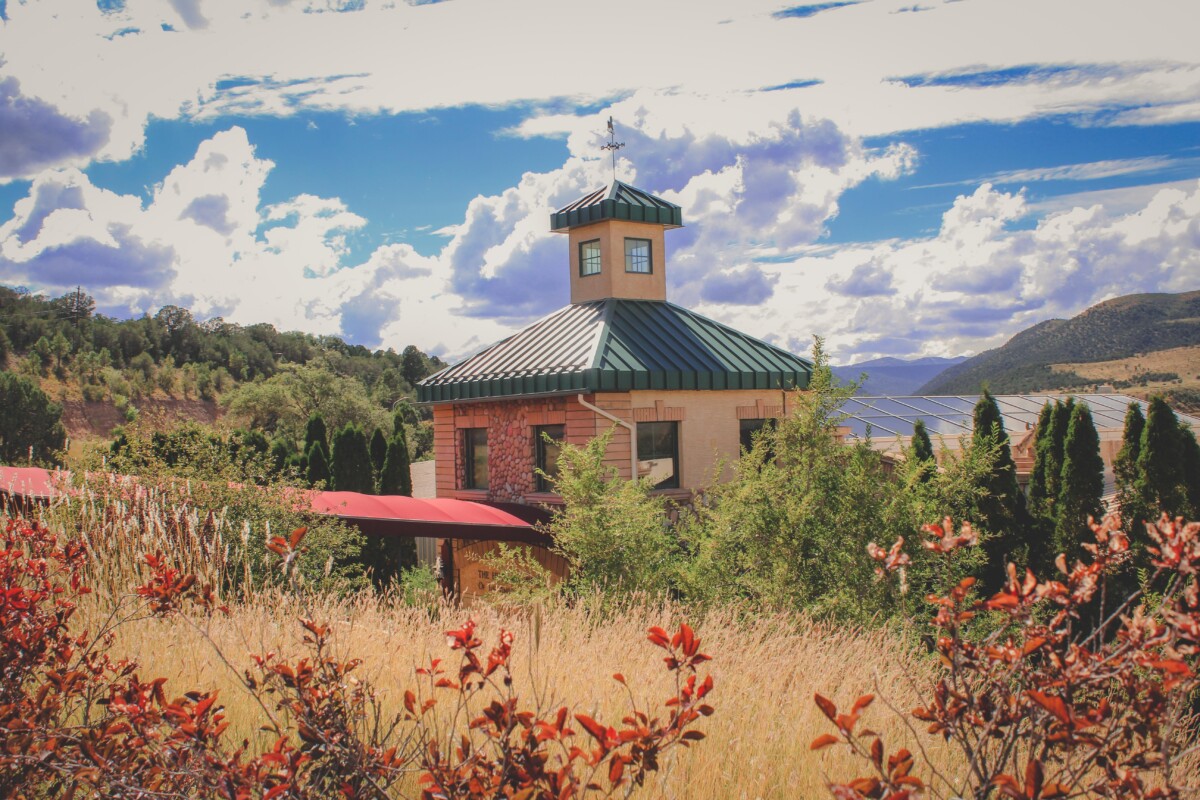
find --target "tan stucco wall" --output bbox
[567,220,668,303]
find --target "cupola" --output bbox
[550,181,683,305]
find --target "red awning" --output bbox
[0,466,550,544]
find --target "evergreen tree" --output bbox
[1113,402,1148,529]
[1178,421,1200,518]
[379,429,413,496]
[1047,397,1075,503]
[305,441,330,487]
[369,427,388,478]
[1054,403,1105,557]
[970,389,1027,587]
[330,424,374,494]
[0,372,66,464]
[1026,401,1056,519]
[910,419,935,483]
[304,414,328,458]
[269,437,293,475]
[1137,397,1184,516]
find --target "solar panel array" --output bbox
[835,394,1200,440]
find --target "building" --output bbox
[417,181,813,592]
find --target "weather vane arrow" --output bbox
[601,116,624,180]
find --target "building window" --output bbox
[637,421,679,489]
[463,428,488,490]
[579,239,601,276]
[534,424,564,492]
[624,238,652,273]
[739,418,777,454]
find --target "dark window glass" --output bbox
[464,428,488,489]
[579,239,601,276]
[535,425,565,492]
[637,421,679,489]
[624,238,651,273]
[739,418,777,453]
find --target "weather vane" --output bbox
[601,117,624,180]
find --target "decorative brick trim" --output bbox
[736,399,784,419]
[632,400,685,422]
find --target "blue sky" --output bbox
[1,0,1198,362]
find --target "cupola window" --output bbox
[624,238,652,273]
[580,240,601,276]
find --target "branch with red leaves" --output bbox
[813,514,1200,800]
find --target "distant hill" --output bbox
[832,356,967,395]
[918,290,1200,395]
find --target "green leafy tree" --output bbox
[401,344,428,386]
[1113,402,1148,531]
[547,428,679,596]
[1054,403,1104,558]
[330,424,374,494]
[677,339,987,620]
[379,430,412,496]
[1137,396,1184,516]
[910,418,935,483]
[0,372,66,464]
[306,440,330,488]
[369,427,388,478]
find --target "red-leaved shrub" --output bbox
[0,516,714,798]
[814,514,1200,800]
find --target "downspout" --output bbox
[576,394,638,481]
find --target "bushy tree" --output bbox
[330,424,374,494]
[1054,403,1104,558]
[547,428,679,596]
[676,339,987,620]
[1177,420,1200,518]
[0,372,66,465]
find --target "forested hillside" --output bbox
[0,284,444,462]
[919,290,1200,395]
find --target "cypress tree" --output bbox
[306,441,330,487]
[370,427,388,477]
[1113,402,1147,528]
[304,414,328,458]
[1137,397,1183,516]
[330,424,374,494]
[971,389,1027,584]
[1026,401,1056,519]
[379,430,413,496]
[269,436,293,475]
[1054,403,1105,557]
[910,419,935,482]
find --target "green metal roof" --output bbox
[418,299,812,403]
[550,181,683,232]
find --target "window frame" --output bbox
[624,237,652,274]
[636,420,680,490]
[463,427,489,490]
[579,239,602,277]
[534,424,565,492]
[739,417,777,455]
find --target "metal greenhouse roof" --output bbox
[550,180,683,232]
[417,299,812,403]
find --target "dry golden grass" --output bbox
[1051,343,1200,400]
[77,589,960,799]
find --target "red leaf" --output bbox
[574,713,607,743]
[814,693,838,721]
[289,527,308,549]
[810,733,840,750]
